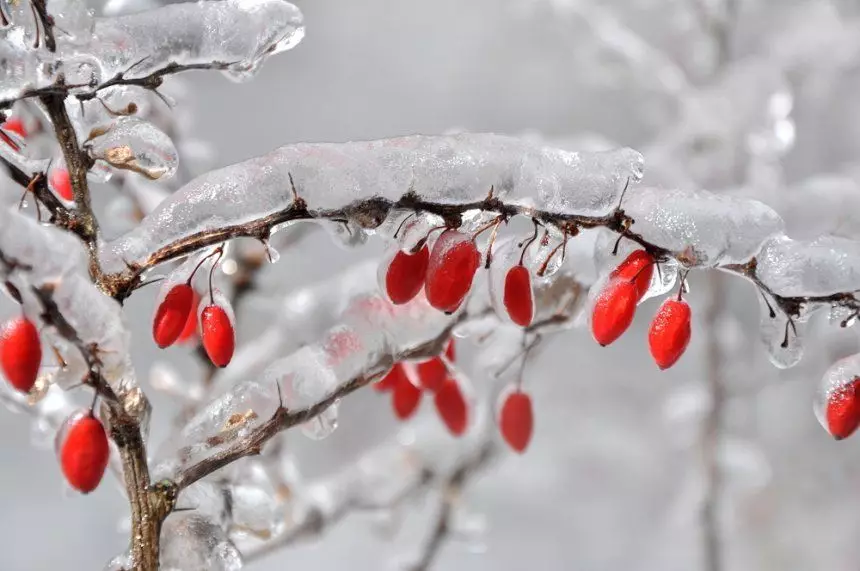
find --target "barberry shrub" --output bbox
[0,0,859,570]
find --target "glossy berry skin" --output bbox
[610,250,654,300]
[826,379,860,440]
[434,378,468,436]
[177,290,201,344]
[0,317,42,393]
[152,284,194,348]
[648,298,692,370]
[59,413,109,494]
[591,279,638,346]
[2,118,26,138]
[424,230,481,313]
[385,245,430,304]
[499,390,533,453]
[391,372,421,419]
[50,168,73,201]
[376,362,406,393]
[201,305,235,368]
[503,265,534,327]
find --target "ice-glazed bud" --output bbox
[434,378,468,436]
[424,229,481,313]
[88,118,179,180]
[648,298,692,370]
[815,355,860,440]
[382,244,429,305]
[503,265,534,327]
[610,249,654,300]
[201,304,236,368]
[391,370,421,420]
[0,316,42,393]
[498,389,533,453]
[49,168,74,202]
[152,284,195,348]
[56,411,109,493]
[591,279,638,346]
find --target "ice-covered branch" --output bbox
[0,0,304,107]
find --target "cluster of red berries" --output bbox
[152,278,235,367]
[1,116,73,201]
[374,338,535,453]
[383,227,535,327]
[0,316,109,493]
[591,250,692,370]
[375,340,469,435]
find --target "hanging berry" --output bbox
[591,278,638,346]
[610,250,655,300]
[824,378,860,440]
[152,283,195,348]
[384,244,430,304]
[499,389,534,453]
[2,117,27,138]
[200,303,235,368]
[0,316,42,393]
[391,371,422,419]
[503,265,534,327]
[434,377,468,436]
[415,339,455,392]
[57,411,109,494]
[424,229,481,313]
[648,297,691,370]
[177,290,201,344]
[49,168,74,202]
[375,362,406,392]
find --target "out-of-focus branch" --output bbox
[30,0,56,52]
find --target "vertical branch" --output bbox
[39,87,103,281]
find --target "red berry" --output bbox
[499,390,533,453]
[50,168,73,201]
[610,250,654,300]
[591,278,638,346]
[416,339,456,392]
[424,230,481,312]
[58,412,109,493]
[0,317,42,393]
[375,362,406,392]
[152,284,194,348]
[385,245,429,304]
[434,378,468,436]
[391,371,421,419]
[201,305,235,368]
[2,117,27,138]
[826,378,860,440]
[445,338,456,362]
[177,290,201,344]
[503,265,534,327]
[648,298,691,370]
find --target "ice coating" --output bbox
[88,117,179,180]
[160,514,242,571]
[156,292,455,479]
[0,207,89,283]
[756,235,860,297]
[0,0,304,103]
[622,187,784,267]
[102,135,645,270]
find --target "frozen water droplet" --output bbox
[487,236,522,323]
[89,118,179,180]
[104,549,132,571]
[263,241,280,263]
[641,257,679,303]
[830,305,857,328]
[758,293,803,369]
[524,227,566,279]
[320,219,368,249]
[394,212,445,253]
[301,402,339,440]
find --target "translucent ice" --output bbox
[622,187,784,267]
[756,235,860,297]
[160,514,243,571]
[103,135,645,269]
[88,117,178,180]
